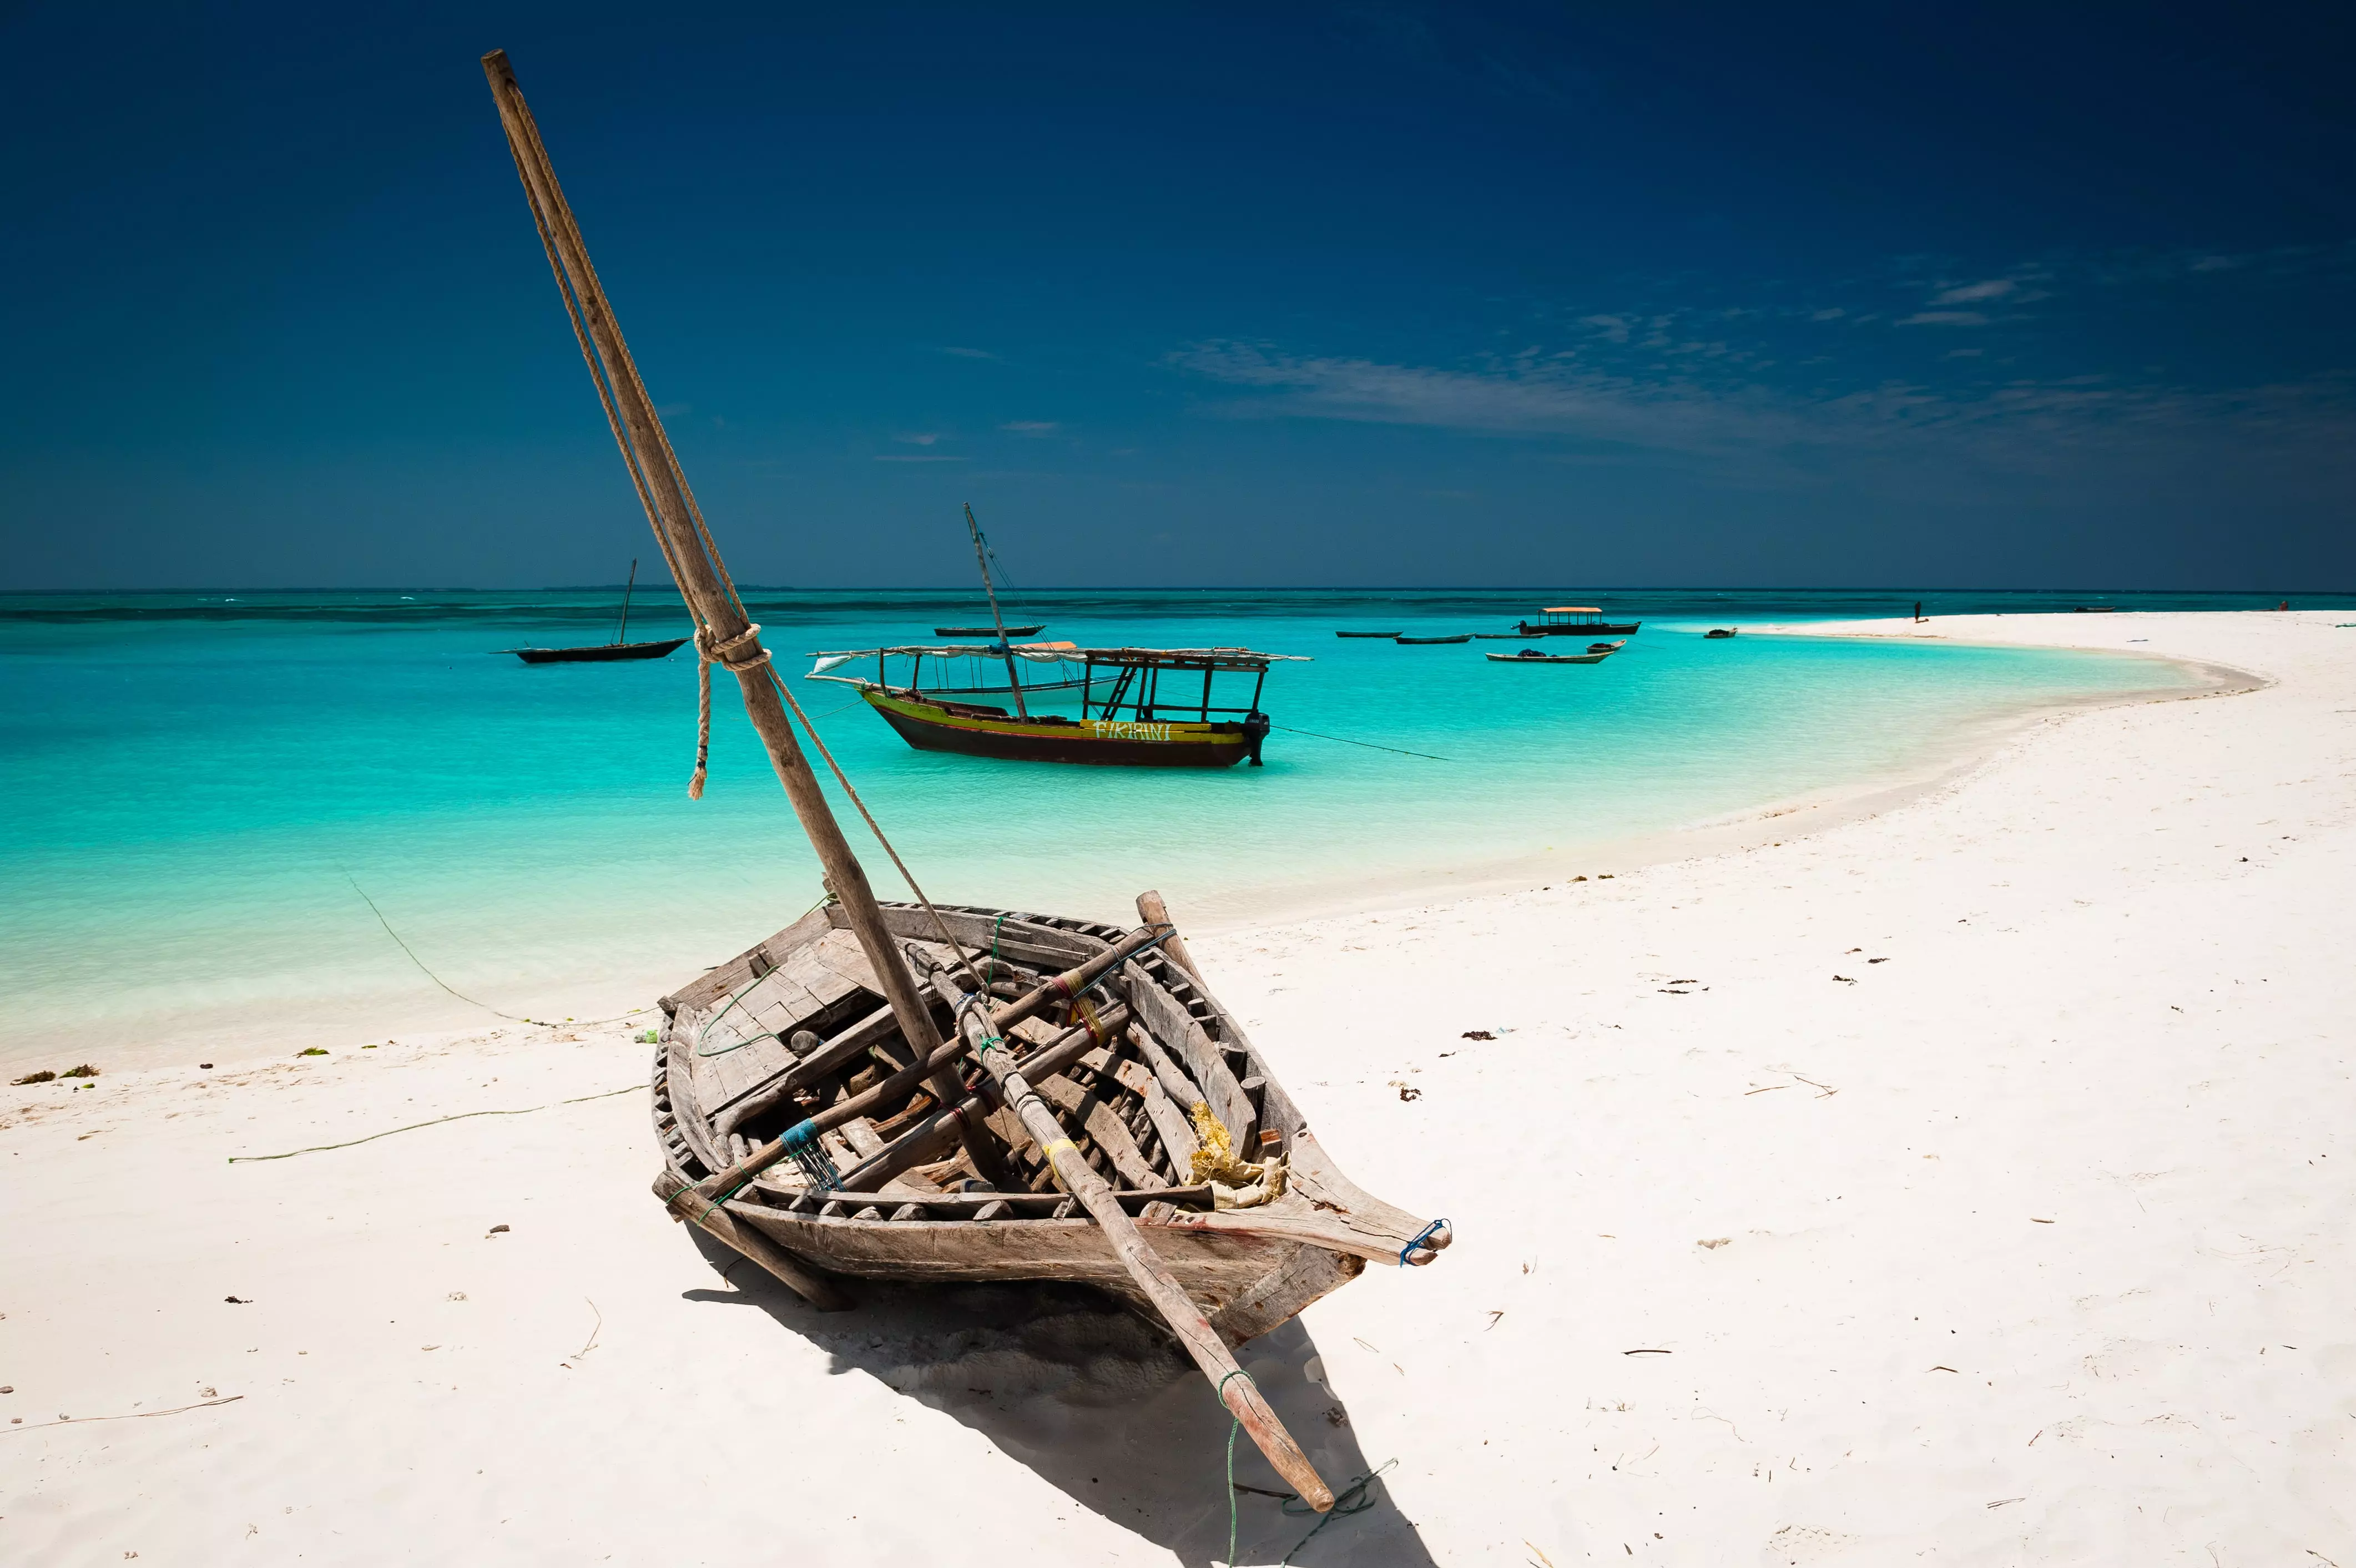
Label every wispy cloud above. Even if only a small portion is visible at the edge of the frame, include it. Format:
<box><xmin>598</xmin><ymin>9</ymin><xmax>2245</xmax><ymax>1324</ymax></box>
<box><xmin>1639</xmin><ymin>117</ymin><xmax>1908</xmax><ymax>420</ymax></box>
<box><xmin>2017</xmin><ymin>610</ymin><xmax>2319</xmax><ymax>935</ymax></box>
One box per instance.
<box><xmin>1931</xmin><ymin>278</ymin><xmax>2018</xmax><ymax>305</ymax></box>
<box><xmin>999</xmin><ymin>420</ymin><xmax>1060</xmax><ymax>435</ymax></box>
<box><xmin>1169</xmin><ymin>339</ymin><xmax>2356</xmax><ymax>479</ymax></box>
<box><xmin>1898</xmin><ymin>309</ymin><xmax>1990</xmax><ymax>327</ymax></box>
<box><xmin>938</xmin><ymin>346</ymin><xmax>997</xmax><ymax>360</ymax></box>
<box><xmin>894</xmin><ymin>432</ymin><xmax>941</xmax><ymax>446</ymax></box>
<box><xmin>874</xmin><ymin>454</ymin><xmax>968</xmax><ymax>463</ymax></box>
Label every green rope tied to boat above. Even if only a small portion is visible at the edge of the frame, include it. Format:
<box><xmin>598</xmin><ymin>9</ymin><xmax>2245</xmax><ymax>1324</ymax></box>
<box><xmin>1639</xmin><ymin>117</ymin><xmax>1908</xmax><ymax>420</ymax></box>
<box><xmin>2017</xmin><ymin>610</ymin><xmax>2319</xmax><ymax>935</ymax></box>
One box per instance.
<box><xmin>1215</xmin><ymin>1368</ymin><xmax>1255</xmax><ymax>1568</ymax></box>
<box><xmin>1211</xmin><ymin>1358</ymin><xmax>1394</xmax><ymax>1567</ymax></box>
<box><xmin>1279</xmin><ymin>1459</ymin><xmax>1394</xmax><ymax>1564</ymax></box>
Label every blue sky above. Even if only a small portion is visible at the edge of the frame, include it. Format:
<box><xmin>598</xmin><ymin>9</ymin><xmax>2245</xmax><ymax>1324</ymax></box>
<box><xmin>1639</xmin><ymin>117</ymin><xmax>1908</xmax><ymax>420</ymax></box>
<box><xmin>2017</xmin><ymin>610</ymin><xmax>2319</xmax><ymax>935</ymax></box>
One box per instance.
<box><xmin>4</xmin><ymin>3</ymin><xmax>2352</xmax><ymax>589</ymax></box>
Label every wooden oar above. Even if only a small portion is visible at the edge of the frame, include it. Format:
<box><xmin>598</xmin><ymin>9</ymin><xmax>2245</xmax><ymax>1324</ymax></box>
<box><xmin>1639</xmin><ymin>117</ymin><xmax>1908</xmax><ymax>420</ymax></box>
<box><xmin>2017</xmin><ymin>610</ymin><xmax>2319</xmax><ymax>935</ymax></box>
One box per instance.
<box><xmin>945</xmin><ymin>986</ymin><xmax>1337</xmax><ymax>1511</ymax></box>
<box><xmin>835</xmin><ymin>1001</ymin><xmax>1133</xmax><ymax>1192</ymax></box>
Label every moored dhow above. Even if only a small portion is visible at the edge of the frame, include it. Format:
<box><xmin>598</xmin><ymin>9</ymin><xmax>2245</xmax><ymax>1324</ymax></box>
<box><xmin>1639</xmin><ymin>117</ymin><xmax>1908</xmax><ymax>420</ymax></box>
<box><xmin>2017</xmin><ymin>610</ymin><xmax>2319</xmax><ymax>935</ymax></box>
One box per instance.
<box><xmin>807</xmin><ymin>642</ymin><xmax>1304</xmax><ymax>767</ymax></box>
<box><xmin>1515</xmin><ymin>604</ymin><xmax>1642</xmax><ymax>636</ymax></box>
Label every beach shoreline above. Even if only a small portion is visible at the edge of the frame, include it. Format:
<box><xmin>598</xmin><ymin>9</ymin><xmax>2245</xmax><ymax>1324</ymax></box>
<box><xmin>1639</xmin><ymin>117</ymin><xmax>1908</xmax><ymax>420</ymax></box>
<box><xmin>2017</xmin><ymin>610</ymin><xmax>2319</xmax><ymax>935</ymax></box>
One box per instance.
<box><xmin>4</xmin><ymin>609</ymin><xmax>2350</xmax><ymax>1564</ymax></box>
<box><xmin>9</xmin><ymin>624</ymin><xmax>2237</xmax><ymax>1075</ymax></box>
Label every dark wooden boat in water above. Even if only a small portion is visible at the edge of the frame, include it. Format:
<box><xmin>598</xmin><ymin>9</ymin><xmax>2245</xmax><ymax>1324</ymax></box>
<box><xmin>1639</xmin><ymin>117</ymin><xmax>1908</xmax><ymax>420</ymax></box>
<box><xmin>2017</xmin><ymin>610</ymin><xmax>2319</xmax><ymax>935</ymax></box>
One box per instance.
<box><xmin>930</xmin><ymin>504</ymin><xmax>1045</xmax><ymax>639</ymax></box>
<box><xmin>485</xmin><ymin>50</ymin><xmax>1431</xmax><ymax>1508</ymax></box>
<box><xmin>1394</xmin><ymin>633</ymin><xmax>1473</xmax><ymax>645</ymax></box>
<box><xmin>1335</xmin><ymin>629</ymin><xmax>1400</xmax><ymax>638</ymax></box>
<box><xmin>654</xmin><ymin>896</ymin><xmax>1446</xmax><ymax>1343</ymax></box>
<box><xmin>500</xmin><ymin>559</ymin><xmax>688</xmax><ymax>663</ymax></box>
<box><xmin>808</xmin><ymin>643</ymin><xmax>1299</xmax><ymax>767</ymax></box>
<box><xmin>1704</xmin><ymin>627</ymin><xmax>1738</xmax><ymax>639</ymax></box>
<box><xmin>1487</xmin><ymin>639</ymin><xmax>1624</xmax><ymax>664</ymax></box>
<box><xmin>1515</xmin><ymin>605</ymin><xmax>1641</xmax><ymax>636</ymax></box>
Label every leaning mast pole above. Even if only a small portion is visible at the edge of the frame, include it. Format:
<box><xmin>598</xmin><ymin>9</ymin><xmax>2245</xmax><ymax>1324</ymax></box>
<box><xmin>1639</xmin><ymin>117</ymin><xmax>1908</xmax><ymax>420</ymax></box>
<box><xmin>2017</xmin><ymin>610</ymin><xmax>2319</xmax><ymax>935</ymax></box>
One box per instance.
<box><xmin>963</xmin><ymin>502</ymin><xmax>1028</xmax><ymax>718</ymax></box>
<box><xmin>481</xmin><ymin>50</ymin><xmax>998</xmax><ymax>1180</ymax></box>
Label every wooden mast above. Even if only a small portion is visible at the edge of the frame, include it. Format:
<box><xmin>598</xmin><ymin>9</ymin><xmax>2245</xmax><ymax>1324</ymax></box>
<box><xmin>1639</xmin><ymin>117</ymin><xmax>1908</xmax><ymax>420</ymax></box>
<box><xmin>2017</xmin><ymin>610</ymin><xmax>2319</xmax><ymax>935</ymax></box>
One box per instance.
<box><xmin>481</xmin><ymin>49</ymin><xmax>1003</xmax><ymax>1186</ymax></box>
<box><xmin>613</xmin><ymin>557</ymin><xmax>637</xmax><ymax>646</ymax></box>
<box><xmin>963</xmin><ymin>502</ymin><xmax>1028</xmax><ymax>718</ymax></box>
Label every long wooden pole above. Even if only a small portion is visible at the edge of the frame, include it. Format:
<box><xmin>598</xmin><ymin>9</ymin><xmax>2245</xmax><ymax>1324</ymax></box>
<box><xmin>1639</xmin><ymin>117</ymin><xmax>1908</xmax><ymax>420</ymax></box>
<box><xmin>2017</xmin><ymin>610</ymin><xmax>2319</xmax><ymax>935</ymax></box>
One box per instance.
<box><xmin>482</xmin><ymin>49</ymin><xmax>1003</xmax><ymax>1188</ymax></box>
<box><xmin>946</xmin><ymin>987</ymin><xmax>1336</xmax><ymax>1512</ymax></box>
<box><xmin>614</xmin><ymin>557</ymin><xmax>637</xmax><ymax>646</ymax></box>
<box><xmin>965</xmin><ymin>502</ymin><xmax>1028</xmax><ymax>718</ymax></box>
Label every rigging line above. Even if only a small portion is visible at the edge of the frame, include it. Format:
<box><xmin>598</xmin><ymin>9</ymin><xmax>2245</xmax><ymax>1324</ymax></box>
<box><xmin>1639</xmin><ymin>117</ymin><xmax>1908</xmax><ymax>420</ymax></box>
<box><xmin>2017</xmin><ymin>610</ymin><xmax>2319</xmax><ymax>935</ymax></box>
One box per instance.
<box><xmin>761</xmin><ymin>663</ymin><xmax>990</xmax><ymax>995</ymax></box>
<box><xmin>341</xmin><ymin>873</ymin><xmax>649</xmax><ymax>1028</ymax></box>
<box><xmin>1267</xmin><ymin>724</ymin><xmax>1454</xmax><ymax>763</ymax></box>
<box><xmin>227</xmin><ymin>1086</ymin><xmax>637</xmax><ymax>1163</ymax></box>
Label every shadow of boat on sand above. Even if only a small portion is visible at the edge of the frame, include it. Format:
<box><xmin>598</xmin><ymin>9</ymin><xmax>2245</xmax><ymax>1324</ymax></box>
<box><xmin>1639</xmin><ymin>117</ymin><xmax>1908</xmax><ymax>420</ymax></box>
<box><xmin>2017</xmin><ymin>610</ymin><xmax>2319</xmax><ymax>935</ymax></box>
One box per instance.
<box><xmin>684</xmin><ymin>1236</ymin><xmax>1438</xmax><ymax>1566</ymax></box>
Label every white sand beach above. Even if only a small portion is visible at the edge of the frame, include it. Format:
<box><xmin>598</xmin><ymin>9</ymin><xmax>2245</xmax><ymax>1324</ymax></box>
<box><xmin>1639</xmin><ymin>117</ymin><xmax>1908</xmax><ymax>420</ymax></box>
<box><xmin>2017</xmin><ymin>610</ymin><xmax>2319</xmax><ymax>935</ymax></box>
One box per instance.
<box><xmin>3</xmin><ymin>609</ymin><xmax>2350</xmax><ymax>1564</ymax></box>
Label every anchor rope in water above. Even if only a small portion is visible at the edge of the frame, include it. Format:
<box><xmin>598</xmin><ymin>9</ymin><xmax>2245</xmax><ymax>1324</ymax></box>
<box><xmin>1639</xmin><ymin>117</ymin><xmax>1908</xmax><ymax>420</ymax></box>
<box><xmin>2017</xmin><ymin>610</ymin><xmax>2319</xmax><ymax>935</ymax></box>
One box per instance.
<box><xmin>342</xmin><ymin>873</ymin><xmax>649</xmax><ymax>1030</ymax></box>
<box><xmin>1268</xmin><ymin>724</ymin><xmax>1452</xmax><ymax>763</ymax></box>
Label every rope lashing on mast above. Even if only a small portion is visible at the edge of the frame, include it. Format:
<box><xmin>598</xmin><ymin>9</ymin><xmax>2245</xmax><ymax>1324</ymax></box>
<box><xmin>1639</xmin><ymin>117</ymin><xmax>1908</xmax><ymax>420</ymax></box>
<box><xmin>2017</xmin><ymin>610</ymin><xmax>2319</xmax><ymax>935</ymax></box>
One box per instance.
<box><xmin>689</xmin><ymin>622</ymin><xmax>773</xmax><ymax>799</ymax></box>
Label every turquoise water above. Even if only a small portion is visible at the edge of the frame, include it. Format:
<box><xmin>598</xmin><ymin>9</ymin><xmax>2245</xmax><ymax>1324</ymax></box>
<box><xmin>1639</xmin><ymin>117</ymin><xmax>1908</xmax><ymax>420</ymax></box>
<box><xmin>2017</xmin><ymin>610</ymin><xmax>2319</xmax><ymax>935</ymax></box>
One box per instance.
<box><xmin>0</xmin><ymin>588</ymin><xmax>2223</xmax><ymax>1062</ymax></box>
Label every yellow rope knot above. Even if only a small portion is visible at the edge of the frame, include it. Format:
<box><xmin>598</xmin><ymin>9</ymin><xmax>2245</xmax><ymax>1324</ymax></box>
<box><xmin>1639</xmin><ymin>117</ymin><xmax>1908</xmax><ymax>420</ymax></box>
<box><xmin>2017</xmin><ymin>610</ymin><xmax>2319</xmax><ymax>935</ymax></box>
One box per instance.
<box><xmin>689</xmin><ymin>622</ymin><xmax>773</xmax><ymax>799</ymax></box>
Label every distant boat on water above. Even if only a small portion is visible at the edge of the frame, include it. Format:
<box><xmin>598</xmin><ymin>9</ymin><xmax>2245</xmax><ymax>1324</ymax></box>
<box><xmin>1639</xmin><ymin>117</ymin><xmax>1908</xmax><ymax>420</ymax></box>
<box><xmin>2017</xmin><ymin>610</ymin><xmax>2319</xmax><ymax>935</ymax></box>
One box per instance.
<box><xmin>937</xmin><ymin>623</ymin><xmax>1045</xmax><ymax>637</ymax></box>
<box><xmin>1488</xmin><ymin>639</ymin><xmax>1625</xmax><ymax>664</ymax></box>
<box><xmin>931</xmin><ymin>505</ymin><xmax>1045</xmax><ymax>639</ymax></box>
<box><xmin>1514</xmin><ymin>605</ymin><xmax>1641</xmax><ymax>636</ymax></box>
<box><xmin>1335</xmin><ymin>630</ymin><xmax>1401</xmax><ymax>638</ymax></box>
<box><xmin>1704</xmin><ymin>627</ymin><xmax>1738</xmax><ymax>639</ymax></box>
<box><xmin>500</xmin><ymin>559</ymin><xmax>689</xmax><ymax>663</ymax></box>
<box><xmin>1394</xmin><ymin>633</ymin><xmax>1473</xmax><ymax>645</ymax></box>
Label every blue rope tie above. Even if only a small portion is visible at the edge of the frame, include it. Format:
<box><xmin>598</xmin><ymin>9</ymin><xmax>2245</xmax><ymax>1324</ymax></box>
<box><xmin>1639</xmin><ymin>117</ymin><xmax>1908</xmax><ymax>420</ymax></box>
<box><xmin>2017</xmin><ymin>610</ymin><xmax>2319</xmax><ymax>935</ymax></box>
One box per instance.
<box><xmin>1399</xmin><ymin>1218</ymin><xmax>1450</xmax><ymax>1267</ymax></box>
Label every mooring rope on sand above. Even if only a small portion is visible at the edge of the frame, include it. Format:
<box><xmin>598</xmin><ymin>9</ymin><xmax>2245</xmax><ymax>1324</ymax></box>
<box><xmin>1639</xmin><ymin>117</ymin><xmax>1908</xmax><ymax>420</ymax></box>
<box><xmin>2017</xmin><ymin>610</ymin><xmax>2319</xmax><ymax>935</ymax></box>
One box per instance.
<box><xmin>227</xmin><ymin>1086</ymin><xmax>635</xmax><ymax>1163</ymax></box>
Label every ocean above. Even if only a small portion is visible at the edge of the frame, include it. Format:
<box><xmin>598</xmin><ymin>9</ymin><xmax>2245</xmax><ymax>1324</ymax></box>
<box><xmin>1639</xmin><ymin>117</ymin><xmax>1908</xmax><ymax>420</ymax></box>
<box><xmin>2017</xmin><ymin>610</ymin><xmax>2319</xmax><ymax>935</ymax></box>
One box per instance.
<box><xmin>0</xmin><ymin>586</ymin><xmax>2272</xmax><ymax>1066</ymax></box>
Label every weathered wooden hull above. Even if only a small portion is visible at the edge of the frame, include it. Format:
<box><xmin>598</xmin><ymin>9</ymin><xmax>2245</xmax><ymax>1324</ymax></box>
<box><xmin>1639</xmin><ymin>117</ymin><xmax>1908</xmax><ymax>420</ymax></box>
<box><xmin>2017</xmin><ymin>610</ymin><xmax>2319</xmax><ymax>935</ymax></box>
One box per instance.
<box><xmin>653</xmin><ymin>901</ymin><xmax>1437</xmax><ymax>1345</ymax></box>
<box><xmin>862</xmin><ymin>690</ymin><xmax>1266</xmax><ymax>768</ymax></box>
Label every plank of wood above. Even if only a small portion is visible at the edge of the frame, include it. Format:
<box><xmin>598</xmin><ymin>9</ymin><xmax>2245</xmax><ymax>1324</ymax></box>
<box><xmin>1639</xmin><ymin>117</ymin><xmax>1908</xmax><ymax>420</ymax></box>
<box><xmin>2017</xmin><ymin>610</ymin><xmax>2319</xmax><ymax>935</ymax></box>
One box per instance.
<box><xmin>839</xmin><ymin>1118</ymin><xmax>886</xmax><ymax>1159</ymax></box>
<box><xmin>1124</xmin><ymin>962</ymin><xmax>1254</xmax><ymax>1147</ymax></box>
<box><xmin>1117</xmin><ymin>1058</ymin><xmax>1202</xmax><ymax>1174</ymax></box>
<box><xmin>1035</xmin><ymin>1076</ymin><xmax>1163</xmax><ymax>1190</ymax></box>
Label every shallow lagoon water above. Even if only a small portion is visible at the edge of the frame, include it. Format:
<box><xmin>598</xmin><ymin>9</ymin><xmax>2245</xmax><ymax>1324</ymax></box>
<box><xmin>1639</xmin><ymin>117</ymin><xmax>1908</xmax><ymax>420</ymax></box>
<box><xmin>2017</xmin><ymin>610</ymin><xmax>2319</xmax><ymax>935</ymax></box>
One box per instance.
<box><xmin>0</xmin><ymin>588</ymin><xmax>2217</xmax><ymax>1061</ymax></box>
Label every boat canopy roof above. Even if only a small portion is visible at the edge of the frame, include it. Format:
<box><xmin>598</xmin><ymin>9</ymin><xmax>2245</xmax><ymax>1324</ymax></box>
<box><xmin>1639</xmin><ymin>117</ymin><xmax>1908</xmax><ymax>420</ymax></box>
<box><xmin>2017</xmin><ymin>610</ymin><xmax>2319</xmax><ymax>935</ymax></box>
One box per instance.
<box><xmin>1069</xmin><ymin>646</ymin><xmax>1309</xmax><ymax>670</ymax></box>
<box><xmin>806</xmin><ymin>642</ymin><xmax>1306</xmax><ymax>677</ymax></box>
<box><xmin>1542</xmin><ymin>606</ymin><xmax>1603</xmax><ymax>613</ymax></box>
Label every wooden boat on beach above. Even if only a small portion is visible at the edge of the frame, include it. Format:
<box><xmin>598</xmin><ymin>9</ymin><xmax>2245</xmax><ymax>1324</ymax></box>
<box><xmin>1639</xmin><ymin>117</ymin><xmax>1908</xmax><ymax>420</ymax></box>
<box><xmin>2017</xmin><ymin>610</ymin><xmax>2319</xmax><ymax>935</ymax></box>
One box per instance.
<box><xmin>654</xmin><ymin>895</ymin><xmax>1446</xmax><ymax>1342</ymax></box>
<box><xmin>483</xmin><ymin>49</ymin><xmax>1428</xmax><ymax>1506</ymax></box>
<box><xmin>498</xmin><ymin>559</ymin><xmax>689</xmax><ymax>663</ymax></box>
<box><xmin>1487</xmin><ymin>639</ymin><xmax>1624</xmax><ymax>664</ymax></box>
<box><xmin>1515</xmin><ymin>605</ymin><xmax>1641</xmax><ymax>636</ymax></box>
